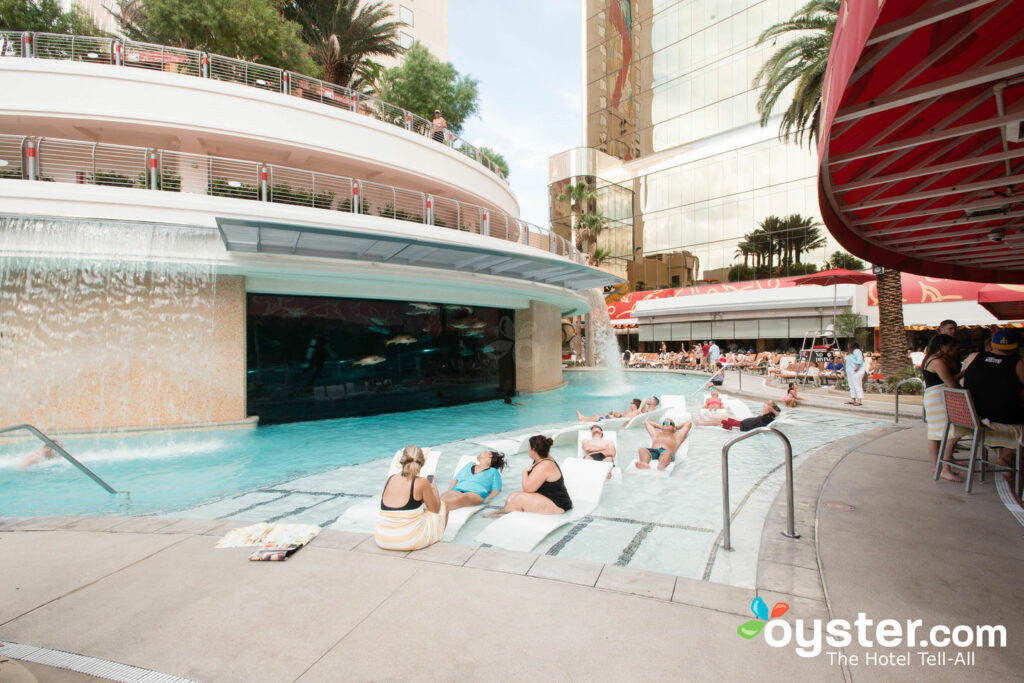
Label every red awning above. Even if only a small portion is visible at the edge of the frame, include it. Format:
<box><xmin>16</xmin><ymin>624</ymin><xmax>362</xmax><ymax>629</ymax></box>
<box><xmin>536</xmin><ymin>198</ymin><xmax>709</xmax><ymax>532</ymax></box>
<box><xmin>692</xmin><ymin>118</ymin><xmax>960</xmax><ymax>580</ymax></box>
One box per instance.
<box><xmin>818</xmin><ymin>1</ymin><xmax>1024</xmax><ymax>284</ymax></box>
<box><xmin>977</xmin><ymin>283</ymin><xmax>1024</xmax><ymax>319</ymax></box>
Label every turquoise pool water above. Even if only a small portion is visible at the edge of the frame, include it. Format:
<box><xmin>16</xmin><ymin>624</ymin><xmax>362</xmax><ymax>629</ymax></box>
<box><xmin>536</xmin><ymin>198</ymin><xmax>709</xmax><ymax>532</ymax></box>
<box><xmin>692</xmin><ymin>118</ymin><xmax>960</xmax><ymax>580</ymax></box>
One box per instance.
<box><xmin>0</xmin><ymin>371</ymin><xmax>703</xmax><ymax>517</ymax></box>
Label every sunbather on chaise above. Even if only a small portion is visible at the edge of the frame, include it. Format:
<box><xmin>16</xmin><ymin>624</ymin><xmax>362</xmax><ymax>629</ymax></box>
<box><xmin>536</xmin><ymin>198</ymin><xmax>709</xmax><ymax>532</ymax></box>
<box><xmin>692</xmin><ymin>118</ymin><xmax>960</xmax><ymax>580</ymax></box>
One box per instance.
<box><xmin>581</xmin><ymin>424</ymin><xmax>617</xmax><ymax>463</ymax></box>
<box><xmin>703</xmin><ymin>389</ymin><xmax>724</xmax><ymax>411</ymax></box>
<box><xmin>486</xmin><ymin>436</ymin><xmax>572</xmax><ymax>516</ymax></box>
<box><xmin>576</xmin><ymin>398</ymin><xmax>641</xmax><ymax>422</ymax></box>
<box><xmin>440</xmin><ymin>450</ymin><xmax>506</xmax><ymax>511</ymax></box>
<box><xmin>637</xmin><ymin>418</ymin><xmax>692</xmax><ymax>470</ymax></box>
<box><xmin>694</xmin><ymin>400</ymin><xmax>781</xmax><ymax>431</ymax></box>
<box><xmin>375</xmin><ymin>445</ymin><xmax>447</xmax><ymax>551</ymax></box>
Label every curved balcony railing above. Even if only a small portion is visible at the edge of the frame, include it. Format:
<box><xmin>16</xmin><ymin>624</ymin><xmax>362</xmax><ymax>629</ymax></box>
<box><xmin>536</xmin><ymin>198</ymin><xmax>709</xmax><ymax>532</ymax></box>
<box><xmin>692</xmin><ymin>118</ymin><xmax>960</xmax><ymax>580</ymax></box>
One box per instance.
<box><xmin>0</xmin><ymin>31</ymin><xmax>509</xmax><ymax>183</ymax></box>
<box><xmin>0</xmin><ymin>134</ymin><xmax>584</xmax><ymax>263</ymax></box>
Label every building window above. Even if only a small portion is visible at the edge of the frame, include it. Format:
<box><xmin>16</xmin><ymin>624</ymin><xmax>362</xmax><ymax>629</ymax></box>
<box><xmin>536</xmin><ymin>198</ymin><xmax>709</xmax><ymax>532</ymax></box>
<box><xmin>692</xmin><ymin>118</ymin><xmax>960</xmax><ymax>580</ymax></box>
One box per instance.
<box><xmin>400</xmin><ymin>6</ymin><xmax>414</xmax><ymax>26</ymax></box>
<box><xmin>400</xmin><ymin>31</ymin><xmax>414</xmax><ymax>49</ymax></box>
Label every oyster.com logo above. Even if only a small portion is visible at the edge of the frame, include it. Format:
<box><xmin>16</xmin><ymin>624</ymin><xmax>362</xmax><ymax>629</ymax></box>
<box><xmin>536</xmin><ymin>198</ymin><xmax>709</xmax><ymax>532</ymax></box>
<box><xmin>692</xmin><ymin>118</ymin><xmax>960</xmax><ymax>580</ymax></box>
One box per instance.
<box><xmin>737</xmin><ymin>597</ymin><xmax>788</xmax><ymax>639</ymax></box>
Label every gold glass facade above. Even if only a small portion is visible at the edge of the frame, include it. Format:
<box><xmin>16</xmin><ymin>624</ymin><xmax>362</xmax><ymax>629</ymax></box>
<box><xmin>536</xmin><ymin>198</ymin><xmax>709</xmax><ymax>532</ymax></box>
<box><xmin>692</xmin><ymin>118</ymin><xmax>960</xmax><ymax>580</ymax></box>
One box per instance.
<box><xmin>571</xmin><ymin>0</ymin><xmax>843</xmax><ymax>284</ymax></box>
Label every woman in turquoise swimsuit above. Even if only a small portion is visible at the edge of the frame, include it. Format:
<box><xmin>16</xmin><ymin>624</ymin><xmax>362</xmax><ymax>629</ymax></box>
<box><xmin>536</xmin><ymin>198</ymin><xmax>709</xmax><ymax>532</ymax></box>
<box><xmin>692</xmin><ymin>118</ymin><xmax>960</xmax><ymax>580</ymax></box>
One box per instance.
<box><xmin>440</xmin><ymin>450</ymin><xmax>506</xmax><ymax>511</ymax></box>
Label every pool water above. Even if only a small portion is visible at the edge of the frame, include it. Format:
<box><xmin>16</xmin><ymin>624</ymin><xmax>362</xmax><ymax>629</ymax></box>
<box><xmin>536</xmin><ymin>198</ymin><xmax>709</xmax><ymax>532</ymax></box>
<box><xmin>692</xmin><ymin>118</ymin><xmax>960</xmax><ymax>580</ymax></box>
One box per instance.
<box><xmin>0</xmin><ymin>371</ymin><xmax>700</xmax><ymax>517</ymax></box>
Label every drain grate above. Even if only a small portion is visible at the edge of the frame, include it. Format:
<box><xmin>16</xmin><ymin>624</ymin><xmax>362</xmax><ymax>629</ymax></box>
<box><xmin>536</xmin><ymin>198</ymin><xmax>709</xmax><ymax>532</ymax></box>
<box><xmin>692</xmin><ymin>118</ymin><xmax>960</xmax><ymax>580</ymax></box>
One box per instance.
<box><xmin>0</xmin><ymin>642</ymin><xmax>197</xmax><ymax>683</ymax></box>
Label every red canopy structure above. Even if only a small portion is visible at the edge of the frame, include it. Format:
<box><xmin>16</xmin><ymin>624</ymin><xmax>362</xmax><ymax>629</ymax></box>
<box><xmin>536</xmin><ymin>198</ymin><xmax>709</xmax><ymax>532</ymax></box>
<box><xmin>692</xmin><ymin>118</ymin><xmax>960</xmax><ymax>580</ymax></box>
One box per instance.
<box><xmin>794</xmin><ymin>268</ymin><xmax>876</xmax><ymax>329</ymax></box>
<box><xmin>977</xmin><ymin>283</ymin><xmax>1024</xmax><ymax>319</ymax></box>
<box><xmin>818</xmin><ymin>0</ymin><xmax>1024</xmax><ymax>284</ymax></box>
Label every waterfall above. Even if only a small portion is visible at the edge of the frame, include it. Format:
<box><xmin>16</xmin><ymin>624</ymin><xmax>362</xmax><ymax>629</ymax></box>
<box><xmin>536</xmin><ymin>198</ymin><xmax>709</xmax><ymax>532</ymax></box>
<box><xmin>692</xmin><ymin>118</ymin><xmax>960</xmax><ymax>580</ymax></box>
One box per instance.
<box><xmin>583</xmin><ymin>288</ymin><xmax>625</xmax><ymax>389</ymax></box>
<box><xmin>0</xmin><ymin>216</ymin><xmax>221</xmax><ymax>433</ymax></box>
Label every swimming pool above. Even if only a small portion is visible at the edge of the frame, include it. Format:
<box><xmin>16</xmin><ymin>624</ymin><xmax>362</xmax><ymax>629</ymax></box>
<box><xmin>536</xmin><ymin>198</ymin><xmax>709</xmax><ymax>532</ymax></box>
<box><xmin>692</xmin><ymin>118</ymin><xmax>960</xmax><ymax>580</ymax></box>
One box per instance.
<box><xmin>0</xmin><ymin>371</ymin><xmax>703</xmax><ymax>517</ymax></box>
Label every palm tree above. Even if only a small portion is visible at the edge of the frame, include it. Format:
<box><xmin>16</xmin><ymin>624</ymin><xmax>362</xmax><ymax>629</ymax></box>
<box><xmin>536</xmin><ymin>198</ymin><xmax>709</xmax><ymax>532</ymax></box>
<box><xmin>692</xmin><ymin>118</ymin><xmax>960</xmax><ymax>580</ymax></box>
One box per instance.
<box><xmin>756</xmin><ymin>216</ymin><xmax>785</xmax><ymax>276</ymax></box>
<box><xmin>285</xmin><ymin>0</ymin><xmax>404</xmax><ymax>88</ymax></box>
<box><xmin>577</xmin><ymin>212</ymin><xmax>607</xmax><ymax>255</ymax></box>
<box><xmin>752</xmin><ymin>0</ymin><xmax>838</xmax><ymax>148</ymax></box>
<box><xmin>754</xmin><ymin>0</ymin><xmax>908</xmax><ymax>376</ymax></box>
<box><xmin>783</xmin><ymin>214</ymin><xmax>826</xmax><ymax>264</ymax></box>
<box><xmin>591</xmin><ymin>247</ymin><xmax>612</xmax><ymax>266</ymax></box>
<box><xmin>556</xmin><ymin>179</ymin><xmax>597</xmax><ymax>251</ymax></box>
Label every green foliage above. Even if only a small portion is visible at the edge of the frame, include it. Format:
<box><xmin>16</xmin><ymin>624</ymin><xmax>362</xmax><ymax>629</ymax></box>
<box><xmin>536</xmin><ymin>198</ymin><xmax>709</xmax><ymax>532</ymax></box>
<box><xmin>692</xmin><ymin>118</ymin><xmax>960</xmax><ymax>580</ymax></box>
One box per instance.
<box><xmin>284</xmin><ymin>0</ymin><xmax>402</xmax><ymax>88</ymax></box>
<box><xmin>826</xmin><ymin>251</ymin><xmax>866</xmax><ymax>271</ymax></box>
<box><xmin>135</xmin><ymin>170</ymin><xmax>181</xmax><ymax>190</ymax></box>
<box><xmin>89</xmin><ymin>170</ymin><xmax>141</xmax><ymax>188</ymax></box>
<box><xmin>753</xmin><ymin>0</ymin><xmax>837</xmax><ymax>148</ymax></box>
<box><xmin>476</xmin><ymin>146</ymin><xmax>509</xmax><ymax>176</ymax></box>
<box><xmin>210</xmin><ymin>177</ymin><xmax>258</xmax><ymax>200</ymax></box>
<box><xmin>115</xmin><ymin>0</ymin><xmax>316</xmax><ymax>75</ymax></box>
<box><xmin>0</xmin><ymin>0</ymin><xmax>104</xmax><ymax>34</ymax></box>
<box><xmin>727</xmin><ymin>264</ymin><xmax>758</xmax><ymax>282</ymax></box>
<box><xmin>0</xmin><ymin>165</ymin><xmax>23</xmax><ymax>179</ymax></box>
<box><xmin>378</xmin><ymin>203</ymin><xmax>423</xmax><ymax>223</ymax></box>
<box><xmin>591</xmin><ymin>247</ymin><xmax>612</xmax><ymax>266</ymax></box>
<box><xmin>336</xmin><ymin>197</ymin><xmax>373</xmax><ymax>214</ymax></box>
<box><xmin>887</xmin><ymin>367</ymin><xmax>923</xmax><ymax>395</ymax></box>
<box><xmin>733</xmin><ymin>213</ymin><xmax>827</xmax><ymax>276</ymax></box>
<box><xmin>270</xmin><ymin>183</ymin><xmax>334</xmax><ymax>208</ymax></box>
<box><xmin>834</xmin><ymin>309</ymin><xmax>863</xmax><ymax>339</ymax></box>
<box><xmin>378</xmin><ymin>42</ymin><xmax>479</xmax><ymax>134</ymax></box>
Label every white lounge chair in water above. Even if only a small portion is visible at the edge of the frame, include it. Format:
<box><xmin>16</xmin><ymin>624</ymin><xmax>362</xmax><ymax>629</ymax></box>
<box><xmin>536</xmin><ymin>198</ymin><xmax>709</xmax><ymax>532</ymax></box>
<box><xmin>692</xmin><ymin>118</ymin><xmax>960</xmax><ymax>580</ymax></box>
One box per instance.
<box><xmin>474</xmin><ymin>457</ymin><xmax>612</xmax><ymax>552</ymax></box>
<box><xmin>625</xmin><ymin>405</ymin><xmax>668</xmax><ymax>429</ymax></box>
<box><xmin>630</xmin><ymin>430</ymin><xmax>690</xmax><ymax>476</ymax></box>
<box><xmin>577</xmin><ymin>429</ymin><xmax>621</xmax><ymax>482</ymax></box>
<box><xmin>474</xmin><ymin>433</ymin><xmax>533</xmax><ymax>455</ymax></box>
<box><xmin>661</xmin><ymin>395</ymin><xmax>687</xmax><ymax>410</ymax></box>
<box><xmin>441</xmin><ymin>454</ymin><xmax>492</xmax><ymax>542</ymax></box>
<box><xmin>337</xmin><ymin>448</ymin><xmax>442</xmax><ymax>528</ymax></box>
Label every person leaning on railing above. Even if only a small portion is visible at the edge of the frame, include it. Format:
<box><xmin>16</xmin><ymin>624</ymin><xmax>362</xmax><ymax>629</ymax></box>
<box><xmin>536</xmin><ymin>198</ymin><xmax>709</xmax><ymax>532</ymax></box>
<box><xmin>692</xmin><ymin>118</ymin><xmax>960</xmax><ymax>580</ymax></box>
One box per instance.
<box><xmin>430</xmin><ymin>109</ymin><xmax>447</xmax><ymax>143</ymax></box>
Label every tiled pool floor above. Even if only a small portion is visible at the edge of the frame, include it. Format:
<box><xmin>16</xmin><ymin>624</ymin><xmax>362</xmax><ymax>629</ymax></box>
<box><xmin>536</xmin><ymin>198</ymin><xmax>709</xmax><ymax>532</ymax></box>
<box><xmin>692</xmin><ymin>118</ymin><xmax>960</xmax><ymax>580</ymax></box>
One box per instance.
<box><xmin>175</xmin><ymin>406</ymin><xmax>881</xmax><ymax>586</ymax></box>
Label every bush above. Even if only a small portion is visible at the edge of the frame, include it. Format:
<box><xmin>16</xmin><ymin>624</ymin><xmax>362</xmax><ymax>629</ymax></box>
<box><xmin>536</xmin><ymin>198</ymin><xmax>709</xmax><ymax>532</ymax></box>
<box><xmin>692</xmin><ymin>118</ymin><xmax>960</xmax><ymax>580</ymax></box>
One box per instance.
<box><xmin>337</xmin><ymin>197</ymin><xmax>374</xmax><ymax>215</ymax></box>
<box><xmin>210</xmin><ymin>177</ymin><xmax>258</xmax><ymax>200</ymax></box>
<box><xmin>887</xmin><ymin>367</ymin><xmax>923</xmax><ymax>395</ymax></box>
<box><xmin>378</xmin><ymin>203</ymin><xmax>423</xmax><ymax>223</ymax></box>
<box><xmin>0</xmin><ymin>166</ymin><xmax>23</xmax><ymax>179</ymax></box>
<box><xmin>90</xmin><ymin>170</ymin><xmax>140</xmax><ymax>188</ymax></box>
<box><xmin>270</xmin><ymin>183</ymin><xmax>334</xmax><ymax>208</ymax></box>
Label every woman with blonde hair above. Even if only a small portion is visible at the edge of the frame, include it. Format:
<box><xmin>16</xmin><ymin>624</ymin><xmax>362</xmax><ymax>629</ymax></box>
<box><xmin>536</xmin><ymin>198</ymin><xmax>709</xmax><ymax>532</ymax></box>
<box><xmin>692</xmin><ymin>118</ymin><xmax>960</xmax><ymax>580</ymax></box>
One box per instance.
<box><xmin>374</xmin><ymin>445</ymin><xmax>447</xmax><ymax>551</ymax></box>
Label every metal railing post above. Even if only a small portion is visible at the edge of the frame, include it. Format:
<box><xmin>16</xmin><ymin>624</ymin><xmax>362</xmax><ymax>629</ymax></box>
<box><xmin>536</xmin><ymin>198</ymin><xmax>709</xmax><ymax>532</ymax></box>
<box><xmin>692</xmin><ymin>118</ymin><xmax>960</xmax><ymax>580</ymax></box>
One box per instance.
<box><xmin>148</xmin><ymin>149</ymin><xmax>158</xmax><ymax>188</ymax></box>
<box><xmin>425</xmin><ymin>195</ymin><xmax>433</xmax><ymax>225</ymax></box>
<box><xmin>112</xmin><ymin>39</ymin><xmax>122</xmax><ymax>66</ymax></box>
<box><xmin>480</xmin><ymin>209</ymin><xmax>489</xmax><ymax>237</ymax></box>
<box><xmin>25</xmin><ymin>137</ymin><xmax>37</xmax><ymax>180</ymax></box>
<box><xmin>260</xmin><ymin>165</ymin><xmax>268</xmax><ymax>201</ymax></box>
<box><xmin>200</xmin><ymin>52</ymin><xmax>209</xmax><ymax>78</ymax></box>
<box><xmin>522</xmin><ymin>223</ymin><xmax>529</xmax><ymax>245</ymax></box>
<box><xmin>720</xmin><ymin>427</ymin><xmax>798</xmax><ymax>551</ymax></box>
<box><xmin>282</xmin><ymin>71</ymin><xmax>289</xmax><ymax>94</ymax></box>
<box><xmin>738</xmin><ymin>364</ymin><xmax>743</xmax><ymax>391</ymax></box>
<box><xmin>0</xmin><ymin>424</ymin><xmax>117</xmax><ymax>494</ymax></box>
<box><xmin>894</xmin><ymin>376</ymin><xmax>925</xmax><ymax>424</ymax></box>
<box><xmin>352</xmin><ymin>180</ymin><xmax>360</xmax><ymax>213</ymax></box>
<box><xmin>405</xmin><ymin>112</ymin><xmax>413</xmax><ymax>131</ymax></box>
<box><xmin>21</xmin><ymin>31</ymin><xmax>33</xmax><ymax>58</ymax></box>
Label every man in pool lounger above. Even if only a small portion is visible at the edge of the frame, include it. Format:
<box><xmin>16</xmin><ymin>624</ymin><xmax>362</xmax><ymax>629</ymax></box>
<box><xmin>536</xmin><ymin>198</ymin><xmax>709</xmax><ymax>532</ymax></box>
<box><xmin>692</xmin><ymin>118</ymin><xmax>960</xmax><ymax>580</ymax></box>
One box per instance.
<box><xmin>637</xmin><ymin>418</ymin><xmax>691</xmax><ymax>470</ymax></box>
<box><xmin>576</xmin><ymin>398</ymin><xmax>642</xmax><ymax>422</ymax></box>
<box><xmin>581</xmin><ymin>424</ymin><xmax>617</xmax><ymax>463</ymax></box>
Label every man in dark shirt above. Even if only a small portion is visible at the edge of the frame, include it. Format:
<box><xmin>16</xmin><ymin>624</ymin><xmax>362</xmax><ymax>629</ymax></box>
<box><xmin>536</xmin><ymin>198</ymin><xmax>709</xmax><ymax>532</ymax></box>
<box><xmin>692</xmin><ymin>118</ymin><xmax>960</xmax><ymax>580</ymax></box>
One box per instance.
<box><xmin>962</xmin><ymin>328</ymin><xmax>1024</xmax><ymax>472</ymax></box>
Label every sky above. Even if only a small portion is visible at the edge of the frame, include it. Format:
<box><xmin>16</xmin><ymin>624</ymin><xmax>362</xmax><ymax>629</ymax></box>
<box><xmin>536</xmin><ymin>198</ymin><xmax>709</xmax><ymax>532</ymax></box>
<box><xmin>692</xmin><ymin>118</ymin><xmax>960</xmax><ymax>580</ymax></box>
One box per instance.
<box><xmin>448</xmin><ymin>2</ymin><xmax>582</xmax><ymax>227</ymax></box>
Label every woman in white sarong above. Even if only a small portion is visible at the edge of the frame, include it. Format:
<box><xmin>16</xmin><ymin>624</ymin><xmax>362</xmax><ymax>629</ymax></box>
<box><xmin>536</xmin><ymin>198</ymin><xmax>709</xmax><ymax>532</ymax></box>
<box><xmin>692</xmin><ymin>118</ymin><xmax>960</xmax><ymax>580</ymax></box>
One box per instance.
<box><xmin>921</xmin><ymin>334</ymin><xmax>962</xmax><ymax>482</ymax></box>
<box><xmin>375</xmin><ymin>445</ymin><xmax>447</xmax><ymax>551</ymax></box>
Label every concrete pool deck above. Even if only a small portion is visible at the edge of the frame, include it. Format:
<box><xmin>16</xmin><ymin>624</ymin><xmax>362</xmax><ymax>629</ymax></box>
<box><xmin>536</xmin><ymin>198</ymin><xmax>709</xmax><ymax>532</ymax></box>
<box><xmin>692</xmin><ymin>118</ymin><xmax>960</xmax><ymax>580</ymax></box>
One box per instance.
<box><xmin>1</xmin><ymin>419</ymin><xmax>1022</xmax><ymax>681</ymax></box>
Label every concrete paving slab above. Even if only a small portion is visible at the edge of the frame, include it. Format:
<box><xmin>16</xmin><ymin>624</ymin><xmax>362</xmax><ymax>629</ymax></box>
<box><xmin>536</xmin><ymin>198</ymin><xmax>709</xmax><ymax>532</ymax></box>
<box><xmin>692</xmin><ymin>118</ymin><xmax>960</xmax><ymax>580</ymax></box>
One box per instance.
<box><xmin>351</xmin><ymin>535</ymin><xmax>408</xmax><ymax>558</ymax></box>
<box><xmin>309</xmin><ymin>529</ymin><xmax>367</xmax><ymax>551</ymax></box>
<box><xmin>527</xmin><ymin>554</ymin><xmax>603</xmax><ymax>586</ymax></box>
<box><xmin>671</xmin><ymin>576</ymin><xmax>754</xmax><ymax>617</ymax></box>
<box><xmin>757</xmin><ymin>559</ymin><xmax>825</xmax><ymax>601</ymax></box>
<box><xmin>295</xmin><ymin>561</ymin><xmax>840</xmax><ymax>682</ymax></box>
<box><xmin>0</xmin><ymin>531</ymin><xmax>183</xmax><ymax>625</ymax></box>
<box><xmin>463</xmin><ymin>547</ymin><xmax>537</xmax><ymax>575</ymax></box>
<box><xmin>596</xmin><ymin>564</ymin><xmax>675</xmax><ymax>600</ymax></box>
<box><xmin>152</xmin><ymin>517</ymin><xmax>228</xmax><ymax>536</ymax></box>
<box><xmin>55</xmin><ymin>517</ymin><xmax>132</xmax><ymax>532</ymax></box>
<box><xmin>0</xmin><ymin>536</ymin><xmax>420</xmax><ymax>683</ymax></box>
<box><xmin>199</xmin><ymin>519</ymin><xmax>254</xmax><ymax>538</ymax></box>
<box><xmin>404</xmin><ymin>541</ymin><xmax>476</xmax><ymax>566</ymax></box>
<box><xmin>104</xmin><ymin>517</ymin><xmax>179</xmax><ymax>534</ymax></box>
<box><xmin>3</xmin><ymin>517</ymin><xmax>76</xmax><ymax>532</ymax></box>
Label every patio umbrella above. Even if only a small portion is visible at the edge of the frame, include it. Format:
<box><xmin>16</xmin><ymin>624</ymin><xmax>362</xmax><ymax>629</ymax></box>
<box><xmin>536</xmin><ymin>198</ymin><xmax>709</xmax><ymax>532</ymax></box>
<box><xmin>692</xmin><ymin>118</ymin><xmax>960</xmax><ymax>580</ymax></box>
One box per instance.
<box><xmin>793</xmin><ymin>268</ymin><xmax>875</xmax><ymax>332</ymax></box>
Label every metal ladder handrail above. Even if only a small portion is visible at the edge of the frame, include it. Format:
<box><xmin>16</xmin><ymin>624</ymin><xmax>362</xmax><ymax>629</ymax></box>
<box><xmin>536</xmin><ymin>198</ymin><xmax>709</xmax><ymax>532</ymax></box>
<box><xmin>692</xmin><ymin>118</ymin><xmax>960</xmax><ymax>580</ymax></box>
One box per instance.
<box><xmin>0</xmin><ymin>424</ymin><xmax>117</xmax><ymax>493</ymax></box>
<box><xmin>720</xmin><ymin>426</ymin><xmax>799</xmax><ymax>551</ymax></box>
<box><xmin>894</xmin><ymin>376</ymin><xmax>926</xmax><ymax>424</ymax></box>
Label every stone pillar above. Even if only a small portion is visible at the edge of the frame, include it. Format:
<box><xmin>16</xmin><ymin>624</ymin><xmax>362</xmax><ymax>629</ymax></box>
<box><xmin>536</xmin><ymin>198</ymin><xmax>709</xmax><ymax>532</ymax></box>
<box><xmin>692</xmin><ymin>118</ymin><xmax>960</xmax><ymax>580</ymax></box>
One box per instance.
<box><xmin>515</xmin><ymin>301</ymin><xmax>564</xmax><ymax>392</ymax></box>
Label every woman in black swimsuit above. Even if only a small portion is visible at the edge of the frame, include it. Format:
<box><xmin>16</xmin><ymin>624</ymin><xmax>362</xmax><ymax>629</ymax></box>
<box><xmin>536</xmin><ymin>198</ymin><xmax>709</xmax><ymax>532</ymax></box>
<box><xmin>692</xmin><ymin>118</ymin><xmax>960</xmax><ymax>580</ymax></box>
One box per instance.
<box><xmin>488</xmin><ymin>435</ymin><xmax>572</xmax><ymax>515</ymax></box>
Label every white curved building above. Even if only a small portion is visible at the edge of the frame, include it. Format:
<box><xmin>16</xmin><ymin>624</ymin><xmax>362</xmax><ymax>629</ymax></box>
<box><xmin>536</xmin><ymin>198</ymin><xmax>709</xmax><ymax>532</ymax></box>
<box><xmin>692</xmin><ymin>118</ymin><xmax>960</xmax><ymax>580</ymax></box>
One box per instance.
<box><xmin>0</xmin><ymin>32</ymin><xmax>619</xmax><ymax>430</ymax></box>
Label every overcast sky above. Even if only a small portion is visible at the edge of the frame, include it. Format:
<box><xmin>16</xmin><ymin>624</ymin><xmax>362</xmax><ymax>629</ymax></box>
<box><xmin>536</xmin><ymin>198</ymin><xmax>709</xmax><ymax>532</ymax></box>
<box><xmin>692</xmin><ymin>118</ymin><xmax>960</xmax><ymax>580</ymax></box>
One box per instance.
<box><xmin>448</xmin><ymin>2</ymin><xmax>582</xmax><ymax>226</ymax></box>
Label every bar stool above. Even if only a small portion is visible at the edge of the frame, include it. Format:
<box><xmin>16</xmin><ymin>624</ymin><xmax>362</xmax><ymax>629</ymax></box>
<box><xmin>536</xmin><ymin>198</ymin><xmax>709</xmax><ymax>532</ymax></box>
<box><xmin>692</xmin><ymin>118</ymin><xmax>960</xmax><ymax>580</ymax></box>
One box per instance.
<box><xmin>935</xmin><ymin>388</ymin><xmax>1022</xmax><ymax>494</ymax></box>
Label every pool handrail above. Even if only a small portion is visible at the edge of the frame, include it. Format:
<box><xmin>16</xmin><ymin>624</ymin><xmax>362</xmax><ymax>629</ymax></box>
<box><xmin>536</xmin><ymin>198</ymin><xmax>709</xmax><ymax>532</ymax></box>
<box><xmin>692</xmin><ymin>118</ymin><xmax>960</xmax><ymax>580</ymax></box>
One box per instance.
<box><xmin>720</xmin><ymin>426</ymin><xmax>798</xmax><ymax>551</ymax></box>
<box><xmin>0</xmin><ymin>31</ymin><xmax>509</xmax><ymax>183</ymax></box>
<box><xmin>0</xmin><ymin>424</ymin><xmax>117</xmax><ymax>493</ymax></box>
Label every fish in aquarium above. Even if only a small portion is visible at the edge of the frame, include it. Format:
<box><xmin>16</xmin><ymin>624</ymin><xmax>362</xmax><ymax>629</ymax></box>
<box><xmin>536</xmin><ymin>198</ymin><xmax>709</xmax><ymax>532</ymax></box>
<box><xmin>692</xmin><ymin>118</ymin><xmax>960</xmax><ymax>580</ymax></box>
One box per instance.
<box><xmin>407</xmin><ymin>302</ymin><xmax>439</xmax><ymax>314</ymax></box>
<box><xmin>450</xmin><ymin>317</ymin><xmax>486</xmax><ymax>330</ymax></box>
<box><xmin>353</xmin><ymin>355</ymin><xmax>387</xmax><ymax>366</ymax></box>
<box><xmin>368</xmin><ymin>326</ymin><xmax>390</xmax><ymax>335</ymax></box>
<box><xmin>370</xmin><ymin>317</ymin><xmax>386</xmax><ymax>325</ymax></box>
<box><xmin>461</xmin><ymin>330</ymin><xmax>485</xmax><ymax>338</ymax></box>
<box><xmin>385</xmin><ymin>334</ymin><xmax>417</xmax><ymax>346</ymax></box>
